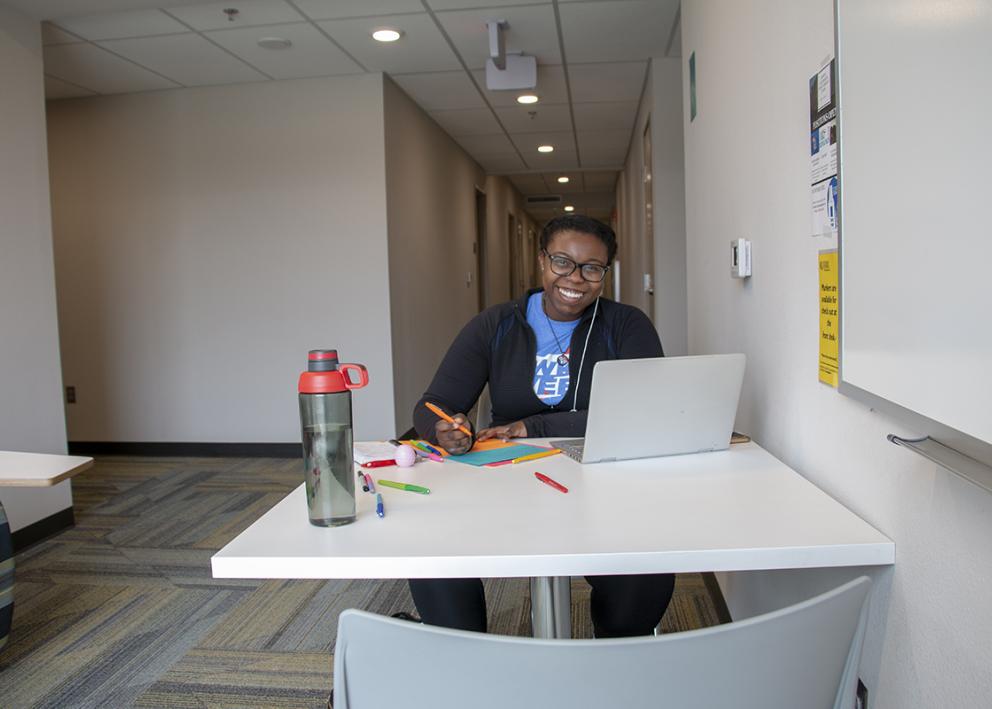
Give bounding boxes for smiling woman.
[408,214,674,640]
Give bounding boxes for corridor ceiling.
[6,0,682,222]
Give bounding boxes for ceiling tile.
[44,75,97,100]
[98,34,268,86]
[543,172,583,193]
[568,61,647,103]
[435,4,560,70]
[478,154,527,173]
[429,108,502,136]
[582,170,619,191]
[522,148,579,171]
[205,22,363,79]
[577,129,629,154]
[43,43,179,94]
[510,130,575,155]
[391,71,485,110]
[578,144,626,169]
[455,133,517,155]
[166,0,306,31]
[471,64,567,106]
[317,13,459,73]
[495,103,571,133]
[53,9,189,41]
[559,0,677,63]
[508,174,548,194]
[293,0,425,20]
[572,101,638,133]
[41,22,81,45]
[427,0,550,9]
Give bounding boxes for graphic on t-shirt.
[534,351,570,402]
[526,291,580,407]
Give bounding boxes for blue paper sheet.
[446,443,553,467]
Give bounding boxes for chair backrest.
[333,576,871,709]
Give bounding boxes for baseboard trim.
[67,441,301,458]
[701,571,733,623]
[11,507,75,552]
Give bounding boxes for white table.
[0,451,93,487]
[211,441,894,637]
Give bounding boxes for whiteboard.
[837,0,992,446]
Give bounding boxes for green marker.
[377,479,431,495]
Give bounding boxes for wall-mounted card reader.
[731,238,752,278]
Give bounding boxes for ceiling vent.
[525,195,563,205]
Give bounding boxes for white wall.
[0,6,72,531]
[47,74,397,442]
[650,58,687,357]
[682,1,992,707]
[382,77,485,434]
[617,58,687,355]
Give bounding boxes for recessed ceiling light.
[563,205,575,212]
[557,176,569,184]
[372,28,403,42]
[257,37,292,50]
[516,94,539,105]
[537,145,554,153]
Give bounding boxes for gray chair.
[332,576,871,709]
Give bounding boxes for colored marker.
[365,474,376,493]
[377,479,431,495]
[359,472,369,492]
[406,441,444,463]
[424,402,473,437]
[512,449,561,464]
[361,459,396,468]
[534,472,568,494]
[388,439,401,447]
[375,493,384,518]
[418,440,445,457]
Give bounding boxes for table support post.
[529,576,571,638]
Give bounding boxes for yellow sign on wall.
[819,250,839,387]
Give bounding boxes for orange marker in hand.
[424,402,472,437]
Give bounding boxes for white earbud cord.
[570,296,599,413]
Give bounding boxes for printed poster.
[810,59,838,237]
[819,250,839,387]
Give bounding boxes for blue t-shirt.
[526,292,581,406]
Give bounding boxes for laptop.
[551,354,746,464]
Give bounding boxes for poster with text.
[819,250,839,387]
[810,59,838,237]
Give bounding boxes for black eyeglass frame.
[541,249,611,283]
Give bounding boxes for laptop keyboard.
[551,439,584,462]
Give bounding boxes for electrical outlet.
[65,386,76,404]
[856,678,868,709]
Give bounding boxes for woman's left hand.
[476,420,528,442]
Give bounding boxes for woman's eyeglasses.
[542,249,610,282]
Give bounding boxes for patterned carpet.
[0,456,724,708]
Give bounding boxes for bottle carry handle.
[338,363,369,390]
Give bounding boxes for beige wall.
[616,58,687,356]
[482,175,538,307]
[683,1,992,706]
[47,74,397,442]
[382,77,485,434]
[0,6,72,531]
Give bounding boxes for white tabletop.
[211,441,894,580]
[0,450,93,487]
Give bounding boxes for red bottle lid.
[299,350,369,393]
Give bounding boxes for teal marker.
[377,479,431,495]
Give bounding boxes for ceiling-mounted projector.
[485,19,537,91]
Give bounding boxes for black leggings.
[408,573,675,638]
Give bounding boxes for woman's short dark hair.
[539,214,617,264]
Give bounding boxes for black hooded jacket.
[414,288,663,442]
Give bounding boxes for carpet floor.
[0,456,724,708]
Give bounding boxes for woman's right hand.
[434,414,473,455]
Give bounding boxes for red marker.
[361,459,396,468]
[534,472,568,494]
